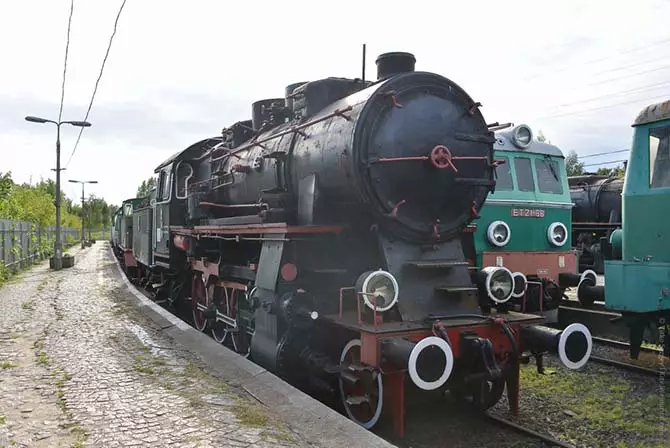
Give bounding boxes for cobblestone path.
[0,244,313,448]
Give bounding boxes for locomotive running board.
[405,260,468,268]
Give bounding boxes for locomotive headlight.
[487,220,511,247]
[547,222,568,247]
[512,124,533,149]
[480,266,515,304]
[355,269,399,313]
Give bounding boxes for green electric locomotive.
[590,99,670,358]
[471,124,587,322]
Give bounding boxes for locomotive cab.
[601,99,670,357]
[151,138,217,270]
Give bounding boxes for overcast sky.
[1,0,669,207]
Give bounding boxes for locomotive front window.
[535,159,563,194]
[649,125,670,188]
[494,156,513,190]
[514,157,535,192]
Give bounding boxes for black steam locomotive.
[112,51,592,436]
[569,174,624,273]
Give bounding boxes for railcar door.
[153,165,173,267]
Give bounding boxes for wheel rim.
[191,275,208,332]
[338,339,383,429]
[211,287,230,343]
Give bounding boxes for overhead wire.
[65,0,129,169]
[578,149,629,159]
[533,93,669,120]
[58,0,75,123]
[536,80,670,114]
[582,159,627,168]
[521,36,670,82]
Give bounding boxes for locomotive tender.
[112,51,593,435]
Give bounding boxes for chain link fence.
[0,219,80,274]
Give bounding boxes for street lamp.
[68,179,98,249]
[25,116,92,270]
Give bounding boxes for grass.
[1,361,17,369]
[0,415,6,425]
[229,402,269,427]
[36,350,48,366]
[519,363,670,445]
[21,301,34,310]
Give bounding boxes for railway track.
[484,413,575,447]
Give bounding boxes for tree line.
[0,171,117,231]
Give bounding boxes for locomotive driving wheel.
[191,274,209,332]
[211,286,250,357]
[338,339,383,430]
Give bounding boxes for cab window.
[535,159,563,194]
[514,157,535,192]
[158,170,171,201]
[494,156,513,190]
[649,125,670,188]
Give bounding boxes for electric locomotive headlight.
[547,222,568,247]
[512,124,533,149]
[355,269,399,312]
[480,266,515,304]
[486,220,511,247]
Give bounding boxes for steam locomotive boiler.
[142,51,593,436]
[569,174,624,273]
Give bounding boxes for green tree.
[136,176,156,198]
[565,150,584,176]
[596,166,625,178]
[0,172,13,200]
[536,130,547,143]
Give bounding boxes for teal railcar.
[590,99,670,357]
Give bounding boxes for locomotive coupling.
[520,323,592,370]
[381,336,454,390]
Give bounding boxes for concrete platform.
[108,243,396,448]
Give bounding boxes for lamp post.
[68,179,98,248]
[25,116,91,270]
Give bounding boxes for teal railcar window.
[514,157,535,192]
[650,125,670,188]
[535,159,563,194]
[494,156,513,190]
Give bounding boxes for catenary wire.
[58,0,75,123]
[65,0,129,168]
[521,36,670,82]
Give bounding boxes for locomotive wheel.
[211,287,251,357]
[450,377,506,411]
[211,286,230,344]
[338,339,383,430]
[191,275,209,332]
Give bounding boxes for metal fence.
[0,219,80,271]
